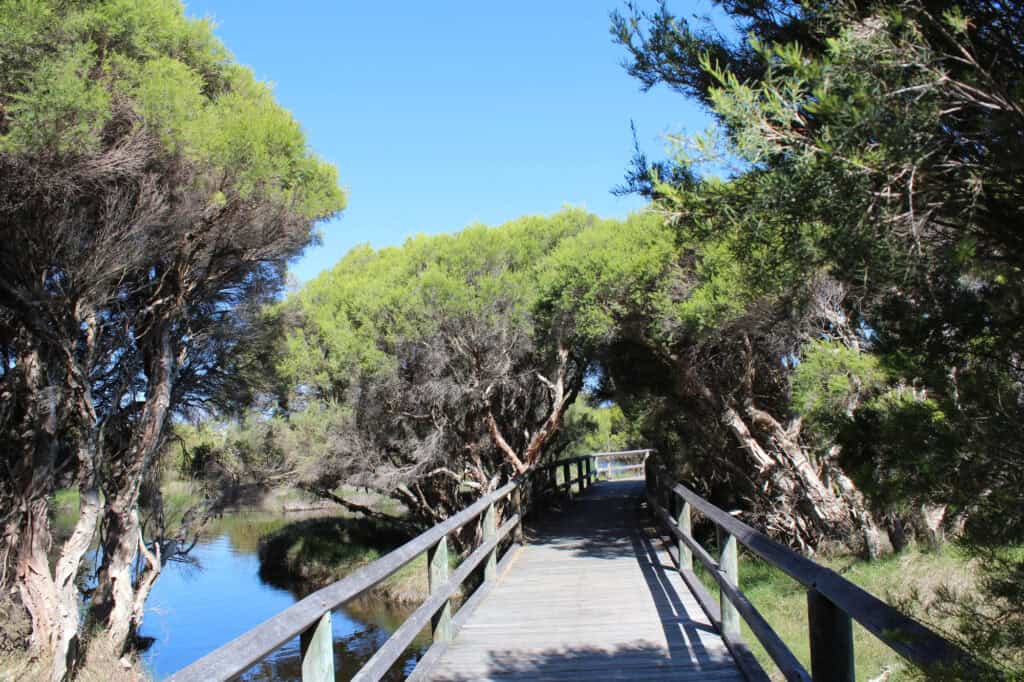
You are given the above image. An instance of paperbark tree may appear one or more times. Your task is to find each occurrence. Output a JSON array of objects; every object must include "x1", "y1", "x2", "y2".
[
  {"x1": 0, "y1": 2, "x2": 344, "y2": 678},
  {"x1": 215, "y1": 212, "x2": 592, "y2": 528}
]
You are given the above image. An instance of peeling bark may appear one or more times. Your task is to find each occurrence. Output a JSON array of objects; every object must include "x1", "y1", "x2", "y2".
[
  {"x1": 485, "y1": 409, "x2": 528, "y2": 474},
  {"x1": 51, "y1": 485, "x2": 101, "y2": 681},
  {"x1": 484, "y1": 345, "x2": 580, "y2": 475},
  {"x1": 92, "y1": 329, "x2": 175, "y2": 655},
  {"x1": 16, "y1": 498, "x2": 59, "y2": 660},
  {"x1": 670, "y1": 351, "x2": 882, "y2": 553}
]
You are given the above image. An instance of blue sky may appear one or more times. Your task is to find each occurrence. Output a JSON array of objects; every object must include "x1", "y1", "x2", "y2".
[{"x1": 183, "y1": 1, "x2": 717, "y2": 282}]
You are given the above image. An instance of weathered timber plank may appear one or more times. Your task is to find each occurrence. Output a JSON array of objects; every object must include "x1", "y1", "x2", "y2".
[{"x1": 428, "y1": 479, "x2": 748, "y2": 681}]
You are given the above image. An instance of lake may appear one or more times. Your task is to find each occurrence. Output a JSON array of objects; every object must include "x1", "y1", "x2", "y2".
[{"x1": 140, "y1": 513, "x2": 428, "y2": 680}]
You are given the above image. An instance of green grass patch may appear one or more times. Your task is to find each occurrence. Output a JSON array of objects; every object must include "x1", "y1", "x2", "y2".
[
  {"x1": 693, "y1": 545, "x2": 976, "y2": 680},
  {"x1": 50, "y1": 488, "x2": 81, "y2": 540},
  {"x1": 257, "y1": 515, "x2": 428, "y2": 602}
]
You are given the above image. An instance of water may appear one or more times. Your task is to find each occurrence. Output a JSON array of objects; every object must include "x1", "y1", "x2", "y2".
[{"x1": 139, "y1": 516, "x2": 427, "y2": 680}]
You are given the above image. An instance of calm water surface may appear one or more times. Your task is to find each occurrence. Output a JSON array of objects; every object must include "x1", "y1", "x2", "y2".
[{"x1": 140, "y1": 516, "x2": 427, "y2": 680}]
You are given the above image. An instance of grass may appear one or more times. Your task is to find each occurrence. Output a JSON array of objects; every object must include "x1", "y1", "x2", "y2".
[
  {"x1": 257, "y1": 515, "x2": 431, "y2": 602},
  {"x1": 49, "y1": 479, "x2": 204, "y2": 543},
  {"x1": 51, "y1": 488, "x2": 82, "y2": 539},
  {"x1": 692, "y1": 543, "x2": 977, "y2": 681},
  {"x1": 0, "y1": 647, "x2": 150, "y2": 682}
]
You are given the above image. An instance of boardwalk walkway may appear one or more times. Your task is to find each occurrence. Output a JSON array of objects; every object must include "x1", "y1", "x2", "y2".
[{"x1": 428, "y1": 479, "x2": 746, "y2": 681}]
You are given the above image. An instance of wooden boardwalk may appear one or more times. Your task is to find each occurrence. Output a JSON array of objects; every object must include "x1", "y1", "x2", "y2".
[
  {"x1": 428, "y1": 479, "x2": 746, "y2": 681},
  {"x1": 171, "y1": 458, "x2": 974, "y2": 682}
]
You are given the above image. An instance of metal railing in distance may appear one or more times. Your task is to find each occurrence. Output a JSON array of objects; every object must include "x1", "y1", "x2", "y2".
[
  {"x1": 167, "y1": 454, "x2": 598, "y2": 682},
  {"x1": 590, "y1": 448, "x2": 652, "y2": 480},
  {"x1": 644, "y1": 458, "x2": 982, "y2": 682}
]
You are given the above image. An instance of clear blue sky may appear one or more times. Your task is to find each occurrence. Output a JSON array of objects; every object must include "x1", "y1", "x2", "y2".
[{"x1": 183, "y1": 1, "x2": 717, "y2": 282}]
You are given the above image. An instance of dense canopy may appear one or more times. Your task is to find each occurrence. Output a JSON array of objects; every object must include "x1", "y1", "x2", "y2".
[{"x1": 1, "y1": 0, "x2": 1022, "y2": 678}]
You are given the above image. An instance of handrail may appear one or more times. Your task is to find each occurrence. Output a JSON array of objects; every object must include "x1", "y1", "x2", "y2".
[
  {"x1": 587, "y1": 448, "x2": 654, "y2": 458},
  {"x1": 587, "y1": 448, "x2": 651, "y2": 480},
  {"x1": 167, "y1": 454, "x2": 598, "y2": 682},
  {"x1": 644, "y1": 457, "x2": 982, "y2": 681}
]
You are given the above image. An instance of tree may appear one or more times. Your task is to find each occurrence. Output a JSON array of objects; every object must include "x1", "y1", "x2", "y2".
[
  {"x1": 536, "y1": 207, "x2": 882, "y2": 553},
  {"x1": 613, "y1": 0, "x2": 1024, "y2": 671},
  {"x1": 0, "y1": 2, "x2": 344, "y2": 678},
  {"x1": 234, "y1": 211, "x2": 599, "y2": 528}
]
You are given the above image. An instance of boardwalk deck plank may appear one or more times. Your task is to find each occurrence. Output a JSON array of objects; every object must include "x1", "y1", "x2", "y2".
[{"x1": 428, "y1": 479, "x2": 747, "y2": 682}]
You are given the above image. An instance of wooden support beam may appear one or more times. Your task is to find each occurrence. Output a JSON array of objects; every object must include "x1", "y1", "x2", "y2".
[
  {"x1": 299, "y1": 612, "x2": 334, "y2": 682},
  {"x1": 511, "y1": 486, "x2": 524, "y2": 544},
  {"x1": 719, "y1": 529, "x2": 740, "y2": 638},
  {"x1": 428, "y1": 536, "x2": 453, "y2": 643},
  {"x1": 483, "y1": 502, "x2": 497, "y2": 582},
  {"x1": 677, "y1": 498, "x2": 693, "y2": 572},
  {"x1": 808, "y1": 588, "x2": 855, "y2": 682}
]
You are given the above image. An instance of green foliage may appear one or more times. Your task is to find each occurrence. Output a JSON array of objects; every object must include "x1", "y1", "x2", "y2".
[
  {"x1": 536, "y1": 211, "x2": 676, "y2": 344},
  {"x1": 0, "y1": 0, "x2": 344, "y2": 216},
  {"x1": 616, "y1": 0, "x2": 1024, "y2": 670},
  {"x1": 838, "y1": 388, "x2": 958, "y2": 511},
  {"x1": 2, "y1": 42, "x2": 111, "y2": 154},
  {"x1": 279, "y1": 209, "x2": 596, "y2": 399},
  {"x1": 558, "y1": 399, "x2": 641, "y2": 457},
  {"x1": 792, "y1": 340, "x2": 887, "y2": 443}
]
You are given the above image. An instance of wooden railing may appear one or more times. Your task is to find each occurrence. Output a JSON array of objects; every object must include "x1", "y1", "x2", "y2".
[
  {"x1": 644, "y1": 457, "x2": 981, "y2": 682},
  {"x1": 590, "y1": 448, "x2": 652, "y2": 479},
  {"x1": 166, "y1": 455, "x2": 597, "y2": 682}
]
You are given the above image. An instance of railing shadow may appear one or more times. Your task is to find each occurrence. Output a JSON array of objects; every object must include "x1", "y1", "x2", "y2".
[
  {"x1": 430, "y1": 477, "x2": 736, "y2": 679},
  {"x1": 432, "y1": 642, "x2": 741, "y2": 681},
  {"x1": 630, "y1": 523, "x2": 726, "y2": 665}
]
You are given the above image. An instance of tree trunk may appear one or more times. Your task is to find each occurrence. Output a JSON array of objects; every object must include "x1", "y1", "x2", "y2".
[
  {"x1": 16, "y1": 498, "x2": 59, "y2": 660},
  {"x1": 93, "y1": 502, "x2": 143, "y2": 653},
  {"x1": 50, "y1": 485, "x2": 101, "y2": 681},
  {"x1": 12, "y1": 347, "x2": 62, "y2": 670},
  {"x1": 676, "y1": 362, "x2": 882, "y2": 553},
  {"x1": 91, "y1": 329, "x2": 175, "y2": 656},
  {"x1": 914, "y1": 504, "x2": 947, "y2": 549},
  {"x1": 886, "y1": 514, "x2": 909, "y2": 552},
  {"x1": 8, "y1": 341, "x2": 106, "y2": 680},
  {"x1": 485, "y1": 345, "x2": 580, "y2": 475}
]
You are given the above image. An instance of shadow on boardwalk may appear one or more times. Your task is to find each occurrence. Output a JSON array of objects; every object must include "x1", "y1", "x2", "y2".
[
  {"x1": 439, "y1": 643, "x2": 740, "y2": 681},
  {"x1": 429, "y1": 479, "x2": 743, "y2": 681}
]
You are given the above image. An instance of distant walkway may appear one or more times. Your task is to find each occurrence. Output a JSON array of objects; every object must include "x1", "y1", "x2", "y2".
[{"x1": 428, "y1": 479, "x2": 745, "y2": 681}]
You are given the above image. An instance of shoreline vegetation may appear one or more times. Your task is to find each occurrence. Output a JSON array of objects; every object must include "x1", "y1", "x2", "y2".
[
  {"x1": 48, "y1": 477, "x2": 432, "y2": 601},
  {"x1": 256, "y1": 515, "x2": 430, "y2": 604}
]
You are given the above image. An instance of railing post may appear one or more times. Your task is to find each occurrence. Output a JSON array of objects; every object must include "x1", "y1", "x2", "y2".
[
  {"x1": 427, "y1": 535, "x2": 452, "y2": 643},
  {"x1": 807, "y1": 589, "x2": 855, "y2": 682},
  {"x1": 563, "y1": 461, "x2": 573, "y2": 500},
  {"x1": 718, "y1": 528, "x2": 740, "y2": 637},
  {"x1": 644, "y1": 457, "x2": 653, "y2": 504},
  {"x1": 512, "y1": 485, "x2": 524, "y2": 544},
  {"x1": 677, "y1": 497, "x2": 693, "y2": 572},
  {"x1": 299, "y1": 612, "x2": 334, "y2": 682},
  {"x1": 483, "y1": 501, "x2": 497, "y2": 581}
]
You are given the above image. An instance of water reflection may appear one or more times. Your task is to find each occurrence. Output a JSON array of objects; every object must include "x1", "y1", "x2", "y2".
[{"x1": 141, "y1": 513, "x2": 427, "y2": 680}]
